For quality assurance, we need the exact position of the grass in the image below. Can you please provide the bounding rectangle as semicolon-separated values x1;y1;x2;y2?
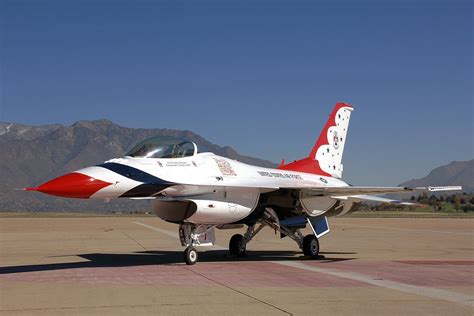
347;210;474;218
347;201;474;218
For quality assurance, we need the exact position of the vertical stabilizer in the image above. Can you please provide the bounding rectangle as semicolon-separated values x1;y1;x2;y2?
279;102;353;178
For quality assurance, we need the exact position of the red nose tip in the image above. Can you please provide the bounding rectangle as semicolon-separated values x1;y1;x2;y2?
26;173;112;198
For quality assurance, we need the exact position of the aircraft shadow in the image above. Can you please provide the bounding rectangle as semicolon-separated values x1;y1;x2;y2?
0;250;357;275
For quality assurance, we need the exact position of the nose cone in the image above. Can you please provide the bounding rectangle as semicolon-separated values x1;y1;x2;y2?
26;173;112;198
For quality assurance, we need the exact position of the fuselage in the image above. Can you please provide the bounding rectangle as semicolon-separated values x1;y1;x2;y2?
28;151;349;224
73;152;349;200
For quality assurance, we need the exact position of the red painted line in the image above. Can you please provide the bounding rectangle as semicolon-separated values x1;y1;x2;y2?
0;262;369;287
188;262;368;287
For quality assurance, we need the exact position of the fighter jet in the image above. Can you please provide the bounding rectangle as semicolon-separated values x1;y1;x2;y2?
26;103;461;264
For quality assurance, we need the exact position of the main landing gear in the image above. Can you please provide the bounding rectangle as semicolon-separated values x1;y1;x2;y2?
228;208;321;259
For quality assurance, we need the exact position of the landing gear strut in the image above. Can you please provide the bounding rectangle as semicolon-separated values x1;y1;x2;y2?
227;208;322;260
179;224;215;265
229;219;266;257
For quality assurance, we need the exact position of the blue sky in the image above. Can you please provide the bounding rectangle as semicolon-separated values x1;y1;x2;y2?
1;0;472;185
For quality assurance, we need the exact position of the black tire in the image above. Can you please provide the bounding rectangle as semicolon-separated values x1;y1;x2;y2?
229;234;246;257
302;234;319;258
184;246;198;265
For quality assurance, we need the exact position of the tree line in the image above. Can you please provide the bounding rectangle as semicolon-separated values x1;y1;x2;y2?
410;193;474;211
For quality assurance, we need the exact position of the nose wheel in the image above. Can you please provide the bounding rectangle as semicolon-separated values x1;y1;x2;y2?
184;246;198;265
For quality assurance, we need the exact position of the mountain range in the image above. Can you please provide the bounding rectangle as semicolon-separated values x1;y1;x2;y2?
0;120;472;212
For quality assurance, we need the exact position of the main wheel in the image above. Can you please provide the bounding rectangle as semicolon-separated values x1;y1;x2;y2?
184;246;198;265
302;234;320;258
229;234;246;257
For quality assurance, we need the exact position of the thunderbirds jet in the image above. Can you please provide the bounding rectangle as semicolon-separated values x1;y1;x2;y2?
26;103;461;264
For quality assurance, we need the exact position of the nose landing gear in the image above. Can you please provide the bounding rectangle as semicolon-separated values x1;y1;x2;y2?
179;224;215;265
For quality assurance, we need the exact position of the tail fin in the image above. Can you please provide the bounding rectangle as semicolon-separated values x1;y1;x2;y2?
279;102;353;178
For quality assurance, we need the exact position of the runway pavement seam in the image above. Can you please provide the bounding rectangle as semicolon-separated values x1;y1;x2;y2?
275;261;474;308
184;266;293;315
121;231;148;251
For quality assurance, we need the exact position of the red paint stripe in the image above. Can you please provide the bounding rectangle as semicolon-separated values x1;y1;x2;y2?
278;156;332;176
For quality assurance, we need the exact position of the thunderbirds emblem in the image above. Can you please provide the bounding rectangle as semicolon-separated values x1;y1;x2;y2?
333;131;339;149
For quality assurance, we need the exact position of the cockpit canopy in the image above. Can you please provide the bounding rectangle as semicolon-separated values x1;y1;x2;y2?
125;136;197;159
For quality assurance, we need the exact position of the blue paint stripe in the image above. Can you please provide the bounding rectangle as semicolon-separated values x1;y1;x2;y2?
98;162;173;185
98;162;175;197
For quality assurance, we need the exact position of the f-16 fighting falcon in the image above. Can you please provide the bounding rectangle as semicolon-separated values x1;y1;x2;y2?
26;103;462;264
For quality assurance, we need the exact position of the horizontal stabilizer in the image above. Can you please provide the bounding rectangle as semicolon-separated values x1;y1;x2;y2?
333;195;416;205
301;186;413;196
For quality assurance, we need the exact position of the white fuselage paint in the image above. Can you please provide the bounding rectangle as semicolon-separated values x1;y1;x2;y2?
74;152;348;224
83;153;348;196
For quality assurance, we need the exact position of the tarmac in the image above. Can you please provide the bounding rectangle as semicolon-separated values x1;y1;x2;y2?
0;216;472;315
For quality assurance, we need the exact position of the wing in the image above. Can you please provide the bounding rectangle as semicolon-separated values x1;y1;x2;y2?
300;185;462;208
298;185;462;196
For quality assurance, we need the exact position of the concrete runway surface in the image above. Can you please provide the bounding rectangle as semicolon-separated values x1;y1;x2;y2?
0;216;472;315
